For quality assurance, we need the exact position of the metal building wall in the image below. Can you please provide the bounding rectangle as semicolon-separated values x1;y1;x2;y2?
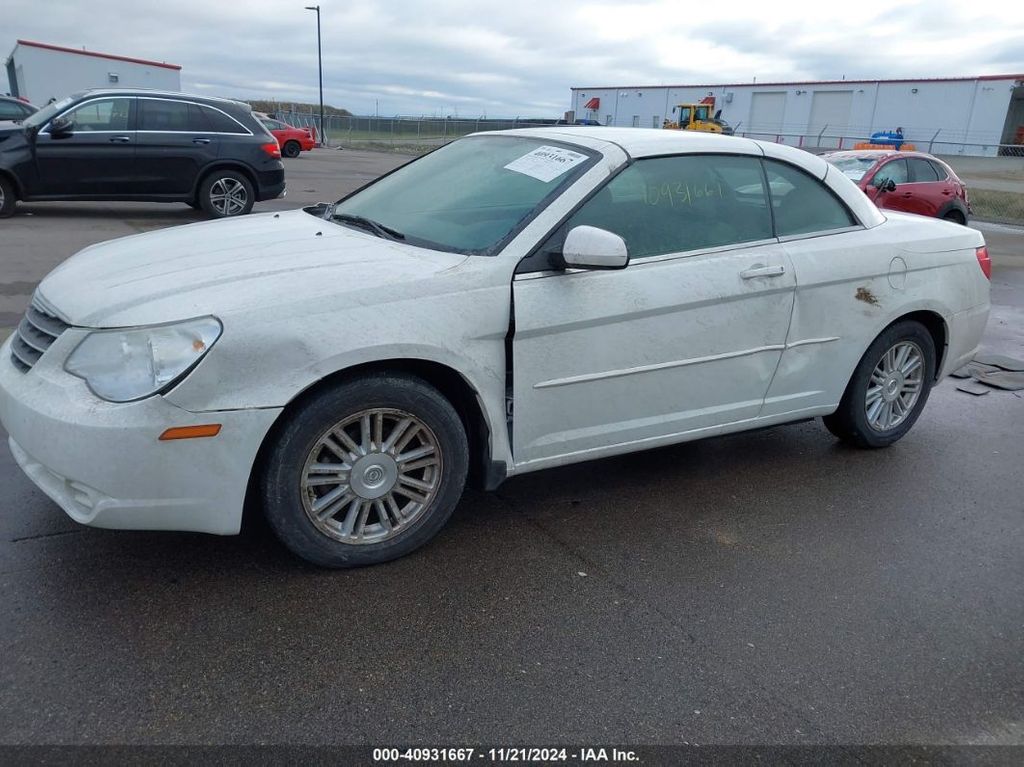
570;77;1021;156
8;44;181;105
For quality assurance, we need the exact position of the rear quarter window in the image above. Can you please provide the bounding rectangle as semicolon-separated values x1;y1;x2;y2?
199;106;249;134
763;159;856;237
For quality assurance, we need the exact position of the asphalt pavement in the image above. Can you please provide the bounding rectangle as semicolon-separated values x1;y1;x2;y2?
0;149;1022;746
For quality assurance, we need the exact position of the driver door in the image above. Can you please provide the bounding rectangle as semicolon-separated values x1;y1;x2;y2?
511;153;796;469
34;96;138;196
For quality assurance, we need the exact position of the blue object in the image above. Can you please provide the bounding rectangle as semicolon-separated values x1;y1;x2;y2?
870;130;905;149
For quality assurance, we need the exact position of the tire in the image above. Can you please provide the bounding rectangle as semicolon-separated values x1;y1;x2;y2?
823;320;936;449
0;175;16;218
942;210;966;225
282;140;301;158
198;170;255;218
261;373;469;568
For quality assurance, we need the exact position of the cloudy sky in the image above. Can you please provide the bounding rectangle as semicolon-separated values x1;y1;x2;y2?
5;0;1022;117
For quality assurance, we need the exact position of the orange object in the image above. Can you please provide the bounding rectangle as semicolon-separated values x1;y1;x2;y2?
852;142;917;151
159;424;222;441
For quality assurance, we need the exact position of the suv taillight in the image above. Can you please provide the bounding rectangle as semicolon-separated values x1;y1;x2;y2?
976;246;991;280
261;142;282;159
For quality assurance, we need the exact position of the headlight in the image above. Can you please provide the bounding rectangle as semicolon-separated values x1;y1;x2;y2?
65;317;222;402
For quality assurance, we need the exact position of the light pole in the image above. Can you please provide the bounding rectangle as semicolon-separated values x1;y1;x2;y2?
304;5;324;146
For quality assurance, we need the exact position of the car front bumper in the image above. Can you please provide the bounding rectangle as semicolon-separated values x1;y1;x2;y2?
0;332;281;535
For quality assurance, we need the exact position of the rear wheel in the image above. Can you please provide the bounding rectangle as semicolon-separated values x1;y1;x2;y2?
261;374;469;568
199;170;255;218
282;140;301;158
823;320;936;448
943;209;966;225
0;175;16;218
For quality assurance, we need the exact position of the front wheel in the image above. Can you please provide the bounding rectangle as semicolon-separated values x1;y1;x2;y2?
261;374;469;567
823;320;936;448
198;170;255;218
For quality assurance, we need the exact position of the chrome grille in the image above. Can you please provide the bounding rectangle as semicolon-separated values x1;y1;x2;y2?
10;301;70;373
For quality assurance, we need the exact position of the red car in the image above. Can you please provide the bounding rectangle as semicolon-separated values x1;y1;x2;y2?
257;114;316;158
823;150;971;224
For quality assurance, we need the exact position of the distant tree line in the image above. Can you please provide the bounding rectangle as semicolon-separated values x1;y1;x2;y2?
244;99;351;117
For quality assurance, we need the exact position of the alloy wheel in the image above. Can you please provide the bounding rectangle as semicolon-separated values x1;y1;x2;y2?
865;341;924;431
300;408;443;544
209;177;249;216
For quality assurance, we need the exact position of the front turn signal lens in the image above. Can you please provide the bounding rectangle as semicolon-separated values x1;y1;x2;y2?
159;424;222;441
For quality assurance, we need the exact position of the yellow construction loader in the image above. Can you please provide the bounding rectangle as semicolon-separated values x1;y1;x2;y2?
663;102;734;134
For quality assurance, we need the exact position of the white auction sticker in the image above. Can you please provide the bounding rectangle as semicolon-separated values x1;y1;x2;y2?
504;145;588;183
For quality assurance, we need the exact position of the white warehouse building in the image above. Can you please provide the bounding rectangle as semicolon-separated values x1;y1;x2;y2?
5;39;181;106
570;74;1024;157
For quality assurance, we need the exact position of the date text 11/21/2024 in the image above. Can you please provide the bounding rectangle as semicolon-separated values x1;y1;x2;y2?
372;747;640;762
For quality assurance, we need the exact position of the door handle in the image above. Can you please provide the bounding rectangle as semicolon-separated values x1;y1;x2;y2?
740;264;786;279
192;137;211;144
109;135;131;143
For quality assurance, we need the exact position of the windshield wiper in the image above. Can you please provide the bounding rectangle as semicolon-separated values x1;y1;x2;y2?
331;211;405;241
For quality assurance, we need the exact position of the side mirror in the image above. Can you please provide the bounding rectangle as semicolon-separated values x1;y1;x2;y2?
49;116;73;137
874;176;896;193
560;225;629;270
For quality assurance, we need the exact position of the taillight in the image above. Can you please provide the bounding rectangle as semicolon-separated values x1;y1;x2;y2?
260;142;281;159
976;246;991;280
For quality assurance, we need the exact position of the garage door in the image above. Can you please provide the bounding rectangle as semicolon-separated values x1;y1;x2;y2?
749;92;787;138
807;90;853;148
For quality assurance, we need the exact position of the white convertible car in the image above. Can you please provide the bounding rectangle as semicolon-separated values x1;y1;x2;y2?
0;128;991;567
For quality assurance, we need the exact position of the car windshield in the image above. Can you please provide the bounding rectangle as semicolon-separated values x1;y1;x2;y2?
826;156;879;182
21;95;76;129
331;135;596;254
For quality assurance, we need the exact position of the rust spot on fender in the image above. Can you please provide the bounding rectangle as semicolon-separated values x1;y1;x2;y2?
855;287;879;306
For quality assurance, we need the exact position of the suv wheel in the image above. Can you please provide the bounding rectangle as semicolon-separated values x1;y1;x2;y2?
199;170;255;218
261;373;469;568
0;175;16;218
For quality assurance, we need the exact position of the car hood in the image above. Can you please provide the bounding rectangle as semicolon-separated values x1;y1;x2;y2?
36;209;469;327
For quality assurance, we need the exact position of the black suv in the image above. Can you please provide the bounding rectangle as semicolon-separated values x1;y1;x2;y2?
0;89;286;218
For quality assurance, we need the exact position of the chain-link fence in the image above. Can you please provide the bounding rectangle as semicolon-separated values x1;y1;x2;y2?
273;111;558;154
267;110;1024;224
